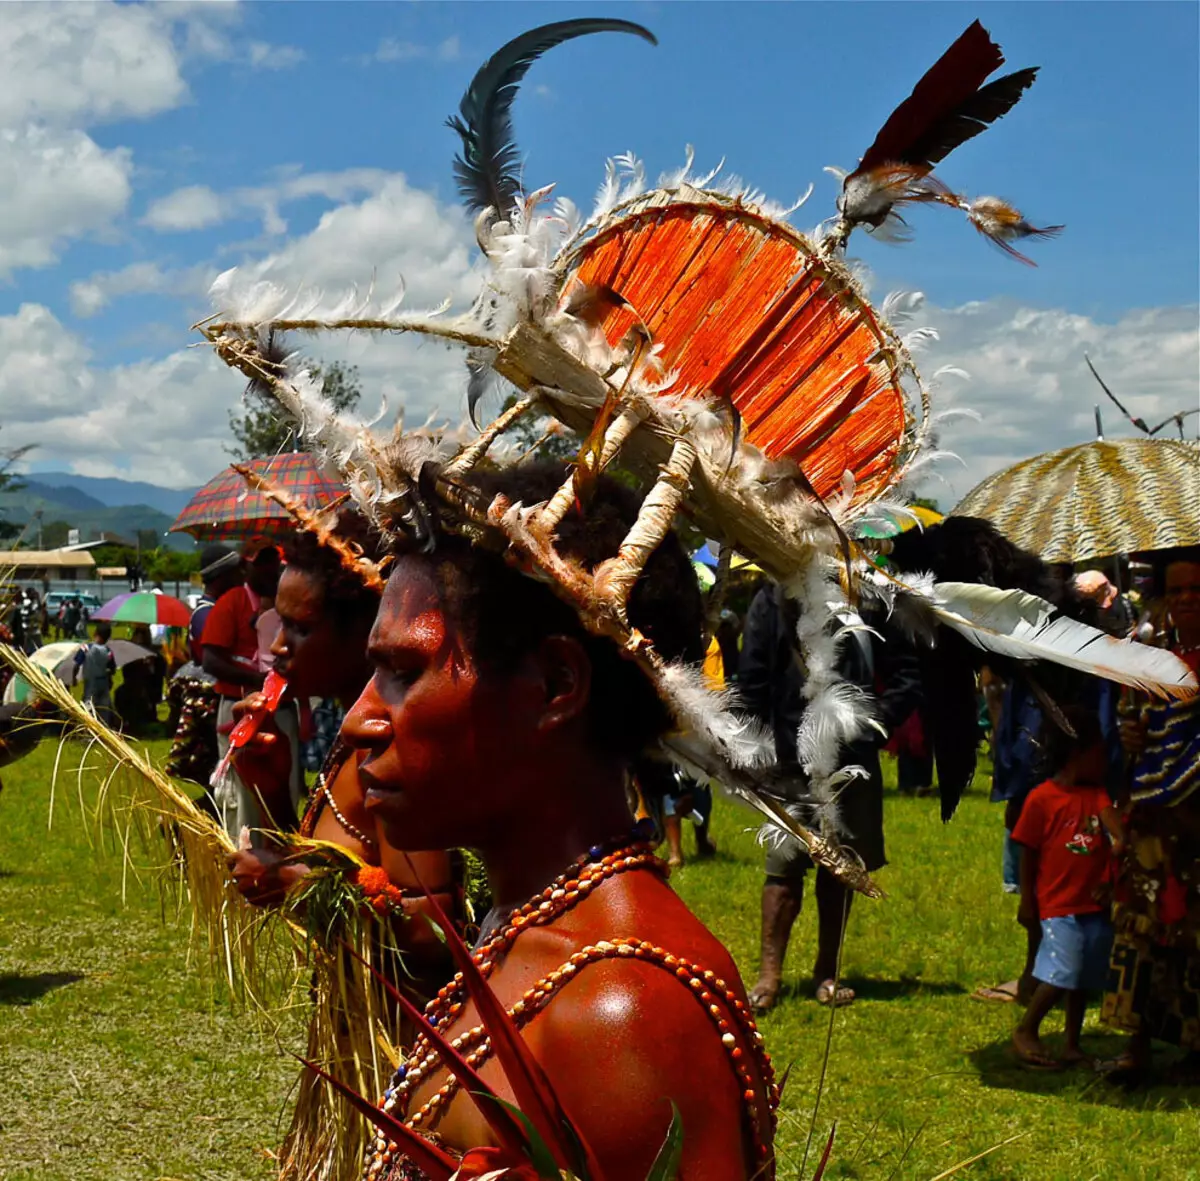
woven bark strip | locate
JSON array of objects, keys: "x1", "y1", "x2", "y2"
[
  {"x1": 445, "y1": 393, "x2": 539, "y2": 476},
  {"x1": 593, "y1": 436, "x2": 698, "y2": 617}
]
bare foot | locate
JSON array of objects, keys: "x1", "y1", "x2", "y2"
[
  {"x1": 815, "y1": 978, "x2": 855, "y2": 1007},
  {"x1": 1012, "y1": 1028, "x2": 1062, "y2": 1071},
  {"x1": 666, "y1": 853, "x2": 684, "y2": 870},
  {"x1": 748, "y1": 976, "x2": 780, "y2": 1014}
]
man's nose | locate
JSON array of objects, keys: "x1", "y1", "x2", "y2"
[{"x1": 341, "y1": 680, "x2": 392, "y2": 750}]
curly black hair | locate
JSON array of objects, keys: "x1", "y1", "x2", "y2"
[
  {"x1": 281, "y1": 512, "x2": 385, "y2": 633},
  {"x1": 411, "y1": 461, "x2": 705, "y2": 761}
]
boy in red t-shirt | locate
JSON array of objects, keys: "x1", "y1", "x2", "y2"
[{"x1": 1011, "y1": 710, "x2": 1125, "y2": 1069}]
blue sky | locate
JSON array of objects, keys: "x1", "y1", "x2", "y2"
[{"x1": 1, "y1": 1, "x2": 1196, "y2": 497}]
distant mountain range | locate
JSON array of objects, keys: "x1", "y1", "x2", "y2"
[
  {"x1": 24, "y1": 472, "x2": 199, "y2": 516},
  {"x1": 0, "y1": 472, "x2": 200, "y2": 551}
]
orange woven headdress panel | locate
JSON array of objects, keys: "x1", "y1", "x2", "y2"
[{"x1": 562, "y1": 200, "x2": 915, "y2": 501}]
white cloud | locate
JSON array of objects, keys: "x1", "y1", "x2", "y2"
[
  {"x1": 0, "y1": 305, "x2": 99, "y2": 421},
  {"x1": 0, "y1": 3, "x2": 187, "y2": 127},
  {"x1": 4, "y1": 178, "x2": 482, "y2": 485},
  {"x1": 248, "y1": 41, "x2": 306, "y2": 70},
  {"x1": 0, "y1": 303, "x2": 246, "y2": 486},
  {"x1": 0, "y1": 2, "x2": 273, "y2": 278},
  {"x1": 142, "y1": 184, "x2": 224, "y2": 232},
  {"x1": 233, "y1": 174, "x2": 477, "y2": 304},
  {"x1": 0, "y1": 126, "x2": 132, "y2": 277},
  {"x1": 143, "y1": 168, "x2": 391, "y2": 236},
  {"x1": 69, "y1": 261, "x2": 216, "y2": 318},
  {"x1": 370, "y1": 34, "x2": 460, "y2": 64},
  {"x1": 211, "y1": 173, "x2": 482, "y2": 431},
  {"x1": 913, "y1": 299, "x2": 1200, "y2": 505}
]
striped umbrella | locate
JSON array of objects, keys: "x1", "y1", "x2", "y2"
[
  {"x1": 953, "y1": 439, "x2": 1200, "y2": 563},
  {"x1": 170, "y1": 453, "x2": 346, "y2": 543},
  {"x1": 93, "y1": 591, "x2": 192, "y2": 627}
]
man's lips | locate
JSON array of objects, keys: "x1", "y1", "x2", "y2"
[{"x1": 358, "y1": 762, "x2": 401, "y2": 804}]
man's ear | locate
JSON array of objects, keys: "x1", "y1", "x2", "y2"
[{"x1": 532, "y1": 635, "x2": 592, "y2": 732}]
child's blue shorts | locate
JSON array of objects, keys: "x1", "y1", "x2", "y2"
[{"x1": 1033, "y1": 912, "x2": 1114, "y2": 991}]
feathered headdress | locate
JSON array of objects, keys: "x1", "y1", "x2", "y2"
[{"x1": 202, "y1": 19, "x2": 1195, "y2": 897}]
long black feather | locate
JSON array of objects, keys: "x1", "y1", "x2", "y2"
[
  {"x1": 448, "y1": 19, "x2": 657, "y2": 219},
  {"x1": 1085, "y1": 353, "x2": 1149, "y2": 433},
  {"x1": 856, "y1": 20, "x2": 1002, "y2": 174},
  {"x1": 1148, "y1": 408, "x2": 1200, "y2": 437},
  {"x1": 901, "y1": 67, "x2": 1038, "y2": 169}
]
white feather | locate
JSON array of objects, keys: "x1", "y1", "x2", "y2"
[
  {"x1": 880, "y1": 290, "x2": 925, "y2": 324},
  {"x1": 659, "y1": 662, "x2": 776, "y2": 770},
  {"x1": 658, "y1": 144, "x2": 696, "y2": 190},
  {"x1": 901, "y1": 580, "x2": 1199, "y2": 697},
  {"x1": 694, "y1": 156, "x2": 726, "y2": 187},
  {"x1": 931, "y1": 407, "x2": 982, "y2": 426},
  {"x1": 780, "y1": 557, "x2": 880, "y2": 835},
  {"x1": 932, "y1": 364, "x2": 970, "y2": 383},
  {"x1": 901, "y1": 326, "x2": 939, "y2": 354}
]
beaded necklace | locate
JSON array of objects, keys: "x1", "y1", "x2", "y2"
[
  {"x1": 300, "y1": 738, "x2": 378, "y2": 850},
  {"x1": 363, "y1": 837, "x2": 779, "y2": 1180}
]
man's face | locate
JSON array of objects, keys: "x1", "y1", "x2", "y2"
[
  {"x1": 1166, "y1": 560, "x2": 1200, "y2": 636},
  {"x1": 343, "y1": 555, "x2": 542, "y2": 852},
  {"x1": 247, "y1": 550, "x2": 282, "y2": 597},
  {"x1": 271, "y1": 568, "x2": 365, "y2": 700},
  {"x1": 208, "y1": 564, "x2": 245, "y2": 599}
]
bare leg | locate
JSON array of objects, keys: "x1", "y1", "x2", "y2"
[
  {"x1": 663, "y1": 813, "x2": 685, "y2": 869},
  {"x1": 1013, "y1": 981, "x2": 1065, "y2": 1068},
  {"x1": 1101, "y1": 1030, "x2": 1152, "y2": 1080},
  {"x1": 748, "y1": 879, "x2": 802, "y2": 1013},
  {"x1": 1062, "y1": 990, "x2": 1091, "y2": 1064},
  {"x1": 1017, "y1": 922, "x2": 1042, "y2": 1005},
  {"x1": 813, "y1": 868, "x2": 855, "y2": 1005}
]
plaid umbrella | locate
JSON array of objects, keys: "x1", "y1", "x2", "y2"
[
  {"x1": 170, "y1": 453, "x2": 347, "y2": 543},
  {"x1": 953, "y1": 438, "x2": 1200, "y2": 563}
]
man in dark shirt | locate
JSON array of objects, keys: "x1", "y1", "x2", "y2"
[{"x1": 739, "y1": 582, "x2": 922, "y2": 1011}]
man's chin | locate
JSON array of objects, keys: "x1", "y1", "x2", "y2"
[{"x1": 369, "y1": 793, "x2": 468, "y2": 853}]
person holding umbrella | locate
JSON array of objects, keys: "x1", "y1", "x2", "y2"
[{"x1": 73, "y1": 622, "x2": 117, "y2": 723}]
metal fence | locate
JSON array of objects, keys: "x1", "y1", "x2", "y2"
[{"x1": 12, "y1": 576, "x2": 200, "y2": 606}]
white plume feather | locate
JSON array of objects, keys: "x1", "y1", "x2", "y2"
[
  {"x1": 658, "y1": 662, "x2": 776, "y2": 770},
  {"x1": 880, "y1": 290, "x2": 925, "y2": 324},
  {"x1": 899, "y1": 580, "x2": 1199, "y2": 698}
]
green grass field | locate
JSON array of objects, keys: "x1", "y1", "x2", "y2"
[{"x1": 1, "y1": 739, "x2": 1196, "y2": 1180}]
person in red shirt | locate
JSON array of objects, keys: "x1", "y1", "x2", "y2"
[
  {"x1": 203, "y1": 545, "x2": 282, "y2": 839},
  {"x1": 1011, "y1": 709, "x2": 1125, "y2": 1069}
]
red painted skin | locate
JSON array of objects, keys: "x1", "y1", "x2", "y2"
[
  {"x1": 226, "y1": 566, "x2": 452, "y2": 949},
  {"x1": 342, "y1": 555, "x2": 774, "y2": 1178}
]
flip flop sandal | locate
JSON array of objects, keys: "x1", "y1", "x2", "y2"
[
  {"x1": 815, "y1": 979, "x2": 855, "y2": 1007},
  {"x1": 1014, "y1": 1051, "x2": 1064, "y2": 1072},
  {"x1": 970, "y1": 983, "x2": 1019, "y2": 1003},
  {"x1": 1095, "y1": 1054, "x2": 1147, "y2": 1087}
]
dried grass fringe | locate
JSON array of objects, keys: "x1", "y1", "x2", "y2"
[{"x1": 0, "y1": 645, "x2": 403, "y2": 1181}]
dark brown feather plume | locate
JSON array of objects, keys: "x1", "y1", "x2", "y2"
[
  {"x1": 856, "y1": 20, "x2": 1004, "y2": 174},
  {"x1": 901, "y1": 66, "x2": 1038, "y2": 170}
]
